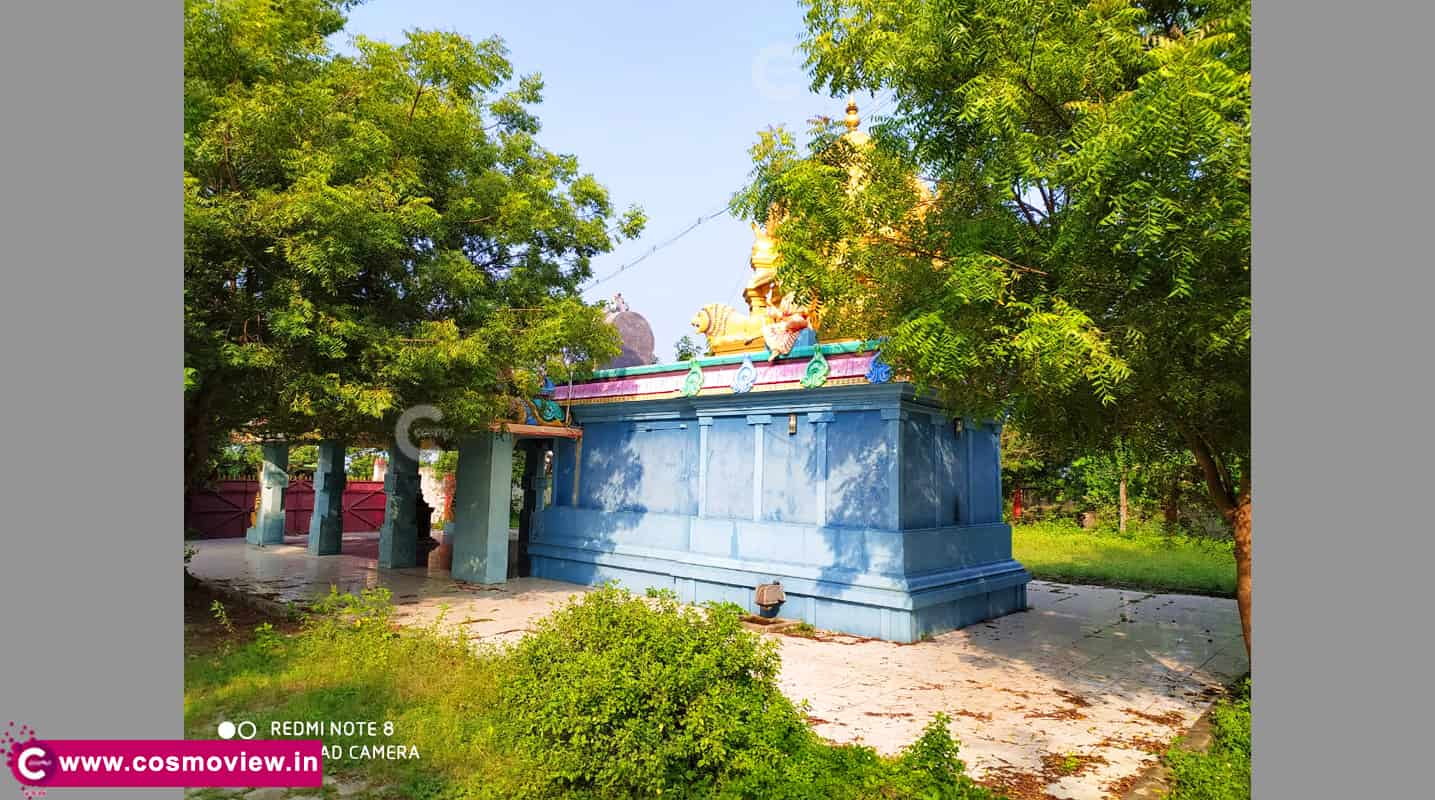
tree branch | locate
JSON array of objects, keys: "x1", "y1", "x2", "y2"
[
  {"x1": 1180, "y1": 424, "x2": 1236, "y2": 517},
  {"x1": 884, "y1": 233, "x2": 1048, "y2": 275},
  {"x1": 983, "y1": 251, "x2": 1048, "y2": 276},
  {"x1": 407, "y1": 81, "x2": 427, "y2": 123},
  {"x1": 1012, "y1": 187, "x2": 1040, "y2": 229},
  {"x1": 1020, "y1": 76, "x2": 1072, "y2": 128}
]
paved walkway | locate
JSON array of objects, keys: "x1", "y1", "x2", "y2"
[{"x1": 188, "y1": 534, "x2": 1247, "y2": 800}]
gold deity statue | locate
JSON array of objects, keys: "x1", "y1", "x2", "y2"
[
  {"x1": 692, "y1": 100, "x2": 910, "y2": 360},
  {"x1": 688, "y1": 101, "x2": 939, "y2": 364},
  {"x1": 742, "y1": 217, "x2": 780, "y2": 313},
  {"x1": 691, "y1": 211, "x2": 817, "y2": 359}
]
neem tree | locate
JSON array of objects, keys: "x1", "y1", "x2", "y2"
[
  {"x1": 734, "y1": 0, "x2": 1250, "y2": 652},
  {"x1": 184, "y1": 0, "x2": 644, "y2": 489}
]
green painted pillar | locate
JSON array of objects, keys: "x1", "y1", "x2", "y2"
[
  {"x1": 307, "y1": 439, "x2": 346, "y2": 555},
  {"x1": 245, "y1": 441, "x2": 289, "y2": 546},
  {"x1": 449, "y1": 433, "x2": 514, "y2": 585},
  {"x1": 377, "y1": 443, "x2": 420, "y2": 568}
]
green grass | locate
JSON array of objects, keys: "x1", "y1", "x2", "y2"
[
  {"x1": 1011, "y1": 520, "x2": 1236, "y2": 596},
  {"x1": 1164, "y1": 678, "x2": 1251, "y2": 800},
  {"x1": 186, "y1": 583, "x2": 1003, "y2": 800},
  {"x1": 187, "y1": 588, "x2": 518, "y2": 798}
]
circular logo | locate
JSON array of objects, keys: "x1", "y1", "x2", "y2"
[
  {"x1": 12, "y1": 741, "x2": 56, "y2": 786},
  {"x1": 393, "y1": 404, "x2": 445, "y2": 462},
  {"x1": 751, "y1": 42, "x2": 806, "y2": 103}
]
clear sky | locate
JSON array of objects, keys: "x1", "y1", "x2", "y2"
[{"x1": 332, "y1": 0, "x2": 884, "y2": 360}]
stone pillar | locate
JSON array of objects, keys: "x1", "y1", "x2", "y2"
[
  {"x1": 246, "y1": 441, "x2": 289, "y2": 546},
  {"x1": 377, "y1": 444, "x2": 420, "y2": 568},
  {"x1": 449, "y1": 432, "x2": 514, "y2": 585},
  {"x1": 307, "y1": 439, "x2": 346, "y2": 555}
]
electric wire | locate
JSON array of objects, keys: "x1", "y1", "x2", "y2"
[{"x1": 586, "y1": 94, "x2": 896, "y2": 291}]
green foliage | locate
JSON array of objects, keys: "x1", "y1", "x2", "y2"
[
  {"x1": 733, "y1": 0, "x2": 1250, "y2": 516},
  {"x1": 497, "y1": 584, "x2": 1001, "y2": 799},
  {"x1": 1164, "y1": 679, "x2": 1251, "y2": 800},
  {"x1": 345, "y1": 447, "x2": 383, "y2": 480},
  {"x1": 210, "y1": 443, "x2": 261, "y2": 479},
  {"x1": 184, "y1": 0, "x2": 643, "y2": 488},
  {"x1": 674, "y1": 334, "x2": 702, "y2": 362},
  {"x1": 1013, "y1": 520, "x2": 1235, "y2": 596},
  {"x1": 188, "y1": 584, "x2": 1001, "y2": 800},
  {"x1": 187, "y1": 585, "x2": 516, "y2": 796},
  {"x1": 207, "y1": 442, "x2": 323, "y2": 479},
  {"x1": 209, "y1": 600, "x2": 234, "y2": 636},
  {"x1": 498, "y1": 584, "x2": 803, "y2": 796},
  {"x1": 288, "y1": 444, "x2": 319, "y2": 473},
  {"x1": 882, "y1": 714, "x2": 995, "y2": 800},
  {"x1": 428, "y1": 448, "x2": 460, "y2": 478},
  {"x1": 1003, "y1": 423, "x2": 1234, "y2": 532}
]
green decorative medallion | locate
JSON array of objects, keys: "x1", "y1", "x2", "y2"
[
  {"x1": 534, "y1": 397, "x2": 564, "y2": 422},
  {"x1": 800, "y1": 348, "x2": 830, "y2": 388},
  {"x1": 679, "y1": 361, "x2": 704, "y2": 397}
]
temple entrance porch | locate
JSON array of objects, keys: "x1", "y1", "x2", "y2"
[{"x1": 238, "y1": 432, "x2": 563, "y2": 587}]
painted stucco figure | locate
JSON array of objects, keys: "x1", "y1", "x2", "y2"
[{"x1": 691, "y1": 217, "x2": 816, "y2": 359}]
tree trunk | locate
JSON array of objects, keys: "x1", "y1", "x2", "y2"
[
  {"x1": 1163, "y1": 474, "x2": 1180, "y2": 525},
  {"x1": 1118, "y1": 472, "x2": 1128, "y2": 533},
  {"x1": 1181, "y1": 426, "x2": 1251, "y2": 658},
  {"x1": 1232, "y1": 479, "x2": 1252, "y2": 660}
]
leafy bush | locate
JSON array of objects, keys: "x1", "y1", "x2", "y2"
[
  {"x1": 1164, "y1": 679, "x2": 1251, "y2": 800},
  {"x1": 883, "y1": 714, "x2": 997, "y2": 800},
  {"x1": 498, "y1": 584, "x2": 808, "y2": 796},
  {"x1": 497, "y1": 584, "x2": 1000, "y2": 799}
]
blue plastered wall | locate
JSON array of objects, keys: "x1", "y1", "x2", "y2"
[{"x1": 530, "y1": 382, "x2": 1028, "y2": 642}]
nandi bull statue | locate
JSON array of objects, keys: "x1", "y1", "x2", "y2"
[{"x1": 690, "y1": 217, "x2": 816, "y2": 360}]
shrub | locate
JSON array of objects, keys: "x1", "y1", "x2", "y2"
[
  {"x1": 498, "y1": 584, "x2": 810, "y2": 796},
  {"x1": 882, "y1": 714, "x2": 997, "y2": 800},
  {"x1": 497, "y1": 584, "x2": 1001, "y2": 800},
  {"x1": 715, "y1": 714, "x2": 997, "y2": 800},
  {"x1": 1164, "y1": 678, "x2": 1251, "y2": 800}
]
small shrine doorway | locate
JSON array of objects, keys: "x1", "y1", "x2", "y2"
[{"x1": 510, "y1": 437, "x2": 556, "y2": 579}]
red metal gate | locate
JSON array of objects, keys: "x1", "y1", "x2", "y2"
[
  {"x1": 284, "y1": 477, "x2": 314, "y2": 534},
  {"x1": 342, "y1": 481, "x2": 386, "y2": 532},
  {"x1": 185, "y1": 479, "x2": 389, "y2": 539},
  {"x1": 184, "y1": 479, "x2": 258, "y2": 539}
]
